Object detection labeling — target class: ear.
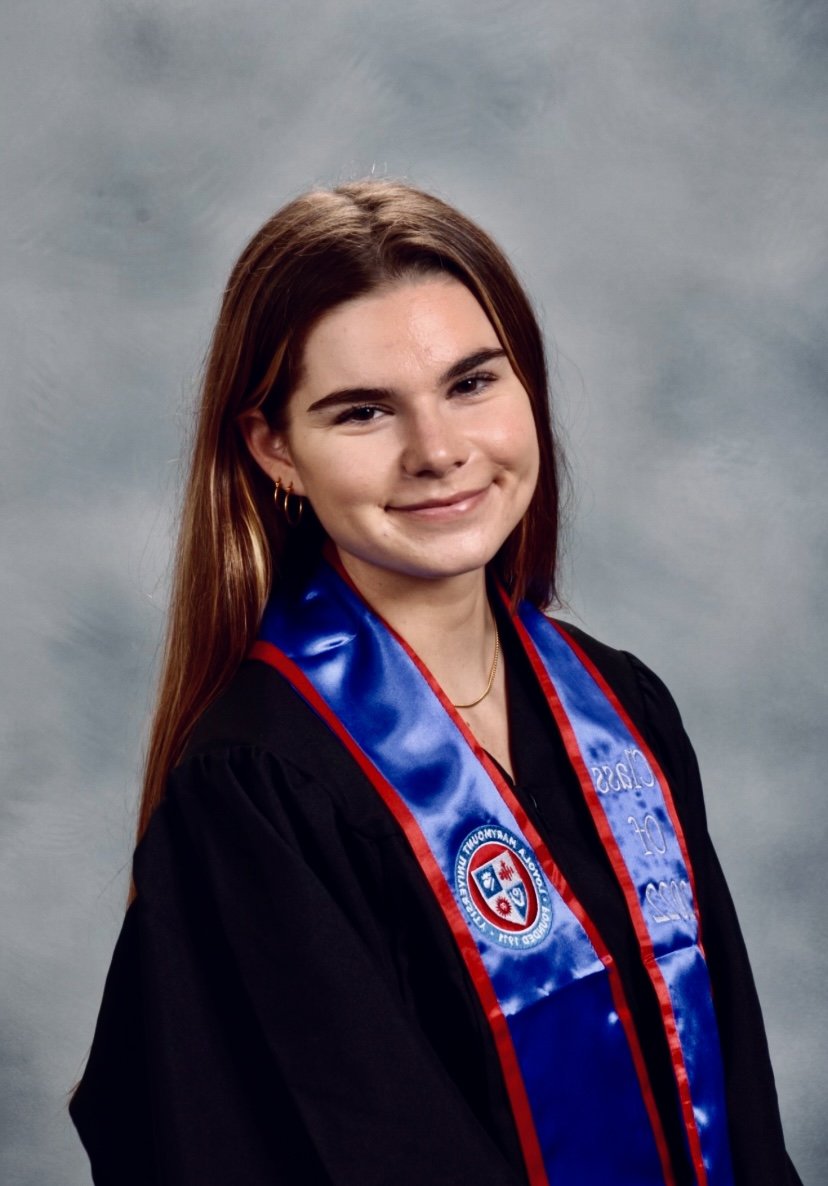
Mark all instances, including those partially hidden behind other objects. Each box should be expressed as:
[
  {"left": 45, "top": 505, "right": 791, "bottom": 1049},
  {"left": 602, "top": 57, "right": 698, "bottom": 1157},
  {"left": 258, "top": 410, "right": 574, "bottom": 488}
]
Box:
[{"left": 238, "top": 409, "right": 307, "bottom": 497}]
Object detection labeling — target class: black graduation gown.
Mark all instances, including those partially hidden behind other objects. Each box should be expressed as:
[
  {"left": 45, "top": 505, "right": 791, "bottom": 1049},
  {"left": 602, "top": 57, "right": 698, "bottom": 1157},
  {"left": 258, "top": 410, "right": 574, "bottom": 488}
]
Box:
[{"left": 69, "top": 615, "right": 802, "bottom": 1186}]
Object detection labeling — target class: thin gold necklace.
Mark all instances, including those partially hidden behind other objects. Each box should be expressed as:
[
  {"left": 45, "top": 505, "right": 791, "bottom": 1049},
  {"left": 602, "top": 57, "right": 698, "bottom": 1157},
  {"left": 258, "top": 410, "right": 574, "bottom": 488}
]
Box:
[{"left": 452, "top": 623, "right": 501, "bottom": 709}]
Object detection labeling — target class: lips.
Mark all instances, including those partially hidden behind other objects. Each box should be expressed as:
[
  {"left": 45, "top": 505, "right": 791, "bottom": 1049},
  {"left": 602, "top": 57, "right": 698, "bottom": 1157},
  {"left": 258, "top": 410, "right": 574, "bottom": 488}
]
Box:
[{"left": 388, "top": 486, "right": 490, "bottom": 513}]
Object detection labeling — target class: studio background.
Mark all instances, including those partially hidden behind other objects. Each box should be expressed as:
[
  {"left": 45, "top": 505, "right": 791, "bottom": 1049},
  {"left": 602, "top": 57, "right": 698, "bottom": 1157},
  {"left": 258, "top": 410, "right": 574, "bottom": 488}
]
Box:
[{"left": 2, "top": 1, "right": 825, "bottom": 1182}]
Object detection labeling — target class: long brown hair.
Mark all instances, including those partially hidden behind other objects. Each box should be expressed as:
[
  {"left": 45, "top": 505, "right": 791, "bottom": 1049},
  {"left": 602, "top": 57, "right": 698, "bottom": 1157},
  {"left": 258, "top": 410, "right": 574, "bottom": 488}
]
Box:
[{"left": 136, "top": 179, "right": 566, "bottom": 852}]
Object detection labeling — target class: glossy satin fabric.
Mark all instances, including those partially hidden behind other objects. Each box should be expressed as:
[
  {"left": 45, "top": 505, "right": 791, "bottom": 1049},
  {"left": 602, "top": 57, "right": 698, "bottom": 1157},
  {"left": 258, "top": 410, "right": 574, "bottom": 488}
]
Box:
[
  {"left": 514, "top": 601, "right": 735, "bottom": 1186},
  {"left": 256, "top": 562, "right": 675, "bottom": 1186}
]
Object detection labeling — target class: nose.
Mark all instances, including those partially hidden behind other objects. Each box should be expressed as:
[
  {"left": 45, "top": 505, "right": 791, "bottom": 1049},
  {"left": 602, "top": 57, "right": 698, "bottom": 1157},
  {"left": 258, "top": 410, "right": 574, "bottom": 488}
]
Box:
[{"left": 399, "top": 402, "right": 470, "bottom": 478}]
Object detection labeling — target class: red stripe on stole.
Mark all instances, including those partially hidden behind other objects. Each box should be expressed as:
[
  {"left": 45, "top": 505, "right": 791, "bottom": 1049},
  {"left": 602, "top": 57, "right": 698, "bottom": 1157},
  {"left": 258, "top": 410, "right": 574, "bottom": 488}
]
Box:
[
  {"left": 248, "top": 640, "right": 550, "bottom": 1186},
  {"left": 507, "top": 608, "right": 709, "bottom": 1186}
]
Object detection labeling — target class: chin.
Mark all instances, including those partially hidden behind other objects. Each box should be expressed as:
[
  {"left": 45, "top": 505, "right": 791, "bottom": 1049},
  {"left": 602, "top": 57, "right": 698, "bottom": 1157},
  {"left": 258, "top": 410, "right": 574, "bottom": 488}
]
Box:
[
  {"left": 391, "top": 545, "right": 501, "bottom": 583},
  {"left": 334, "top": 527, "right": 511, "bottom": 588}
]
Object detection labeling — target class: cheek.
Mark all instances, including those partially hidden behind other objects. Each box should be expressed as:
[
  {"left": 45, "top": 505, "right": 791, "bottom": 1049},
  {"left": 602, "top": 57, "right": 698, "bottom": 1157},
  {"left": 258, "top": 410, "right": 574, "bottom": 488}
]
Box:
[
  {"left": 491, "top": 402, "right": 540, "bottom": 477},
  {"left": 292, "top": 439, "right": 386, "bottom": 510}
]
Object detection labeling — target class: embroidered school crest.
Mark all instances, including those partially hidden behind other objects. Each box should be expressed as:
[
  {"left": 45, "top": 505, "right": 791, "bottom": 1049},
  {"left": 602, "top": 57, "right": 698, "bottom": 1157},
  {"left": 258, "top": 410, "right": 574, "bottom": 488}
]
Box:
[{"left": 455, "top": 825, "right": 552, "bottom": 949}]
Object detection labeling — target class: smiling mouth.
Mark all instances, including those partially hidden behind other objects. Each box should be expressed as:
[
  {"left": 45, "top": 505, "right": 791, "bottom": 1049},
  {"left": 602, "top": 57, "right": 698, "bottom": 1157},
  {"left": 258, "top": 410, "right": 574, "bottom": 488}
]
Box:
[{"left": 387, "top": 486, "right": 491, "bottom": 514}]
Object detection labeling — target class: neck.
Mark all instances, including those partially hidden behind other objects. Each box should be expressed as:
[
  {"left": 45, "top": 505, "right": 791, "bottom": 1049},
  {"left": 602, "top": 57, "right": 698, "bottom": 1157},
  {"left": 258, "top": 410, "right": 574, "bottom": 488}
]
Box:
[{"left": 335, "top": 550, "right": 496, "bottom": 702}]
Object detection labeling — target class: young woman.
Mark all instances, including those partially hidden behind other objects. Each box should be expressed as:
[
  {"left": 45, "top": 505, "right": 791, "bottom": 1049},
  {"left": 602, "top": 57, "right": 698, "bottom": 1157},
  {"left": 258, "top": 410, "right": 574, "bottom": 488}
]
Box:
[{"left": 70, "top": 180, "right": 801, "bottom": 1186}]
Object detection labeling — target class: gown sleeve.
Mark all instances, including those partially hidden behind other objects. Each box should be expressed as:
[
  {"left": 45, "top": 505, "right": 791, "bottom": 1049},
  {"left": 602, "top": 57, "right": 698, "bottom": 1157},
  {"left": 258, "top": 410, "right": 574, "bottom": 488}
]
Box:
[
  {"left": 69, "top": 746, "right": 526, "bottom": 1186},
  {"left": 624, "top": 654, "right": 804, "bottom": 1186}
]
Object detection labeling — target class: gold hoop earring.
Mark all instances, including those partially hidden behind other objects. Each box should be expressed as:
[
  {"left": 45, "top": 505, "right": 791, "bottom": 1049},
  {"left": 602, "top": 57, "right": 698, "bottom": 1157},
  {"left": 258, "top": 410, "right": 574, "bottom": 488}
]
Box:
[
  {"left": 274, "top": 478, "right": 305, "bottom": 528},
  {"left": 284, "top": 482, "right": 305, "bottom": 528}
]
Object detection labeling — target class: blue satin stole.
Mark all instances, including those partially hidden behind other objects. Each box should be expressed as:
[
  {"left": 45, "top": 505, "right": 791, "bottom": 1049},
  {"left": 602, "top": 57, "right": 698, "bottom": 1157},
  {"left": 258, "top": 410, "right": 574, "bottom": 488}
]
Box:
[{"left": 252, "top": 560, "right": 734, "bottom": 1186}]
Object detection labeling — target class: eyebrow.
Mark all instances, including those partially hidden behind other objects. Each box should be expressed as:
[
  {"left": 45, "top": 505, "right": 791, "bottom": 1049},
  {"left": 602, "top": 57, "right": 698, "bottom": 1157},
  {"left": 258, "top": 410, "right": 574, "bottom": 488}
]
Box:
[{"left": 305, "top": 347, "right": 508, "bottom": 414}]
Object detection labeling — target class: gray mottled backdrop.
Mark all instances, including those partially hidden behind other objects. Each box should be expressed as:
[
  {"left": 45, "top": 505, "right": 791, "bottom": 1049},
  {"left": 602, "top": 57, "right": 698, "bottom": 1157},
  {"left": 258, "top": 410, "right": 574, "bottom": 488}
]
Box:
[{"left": 2, "top": 1, "right": 825, "bottom": 1182}]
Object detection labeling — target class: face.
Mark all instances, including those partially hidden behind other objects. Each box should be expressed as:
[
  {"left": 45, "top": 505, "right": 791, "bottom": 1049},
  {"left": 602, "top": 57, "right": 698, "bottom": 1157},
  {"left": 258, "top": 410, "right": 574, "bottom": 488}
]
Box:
[{"left": 245, "top": 276, "right": 540, "bottom": 596}]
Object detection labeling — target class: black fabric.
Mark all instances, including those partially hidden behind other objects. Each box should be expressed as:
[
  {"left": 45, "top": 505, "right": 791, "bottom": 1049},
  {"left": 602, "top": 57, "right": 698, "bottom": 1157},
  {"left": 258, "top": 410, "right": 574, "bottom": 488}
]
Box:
[{"left": 70, "top": 613, "right": 802, "bottom": 1186}]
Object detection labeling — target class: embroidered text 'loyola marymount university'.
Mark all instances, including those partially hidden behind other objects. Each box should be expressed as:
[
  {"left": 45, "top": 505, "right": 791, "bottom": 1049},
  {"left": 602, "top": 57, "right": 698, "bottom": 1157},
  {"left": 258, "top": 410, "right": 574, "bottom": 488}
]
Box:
[{"left": 251, "top": 558, "right": 734, "bottom": 1186}]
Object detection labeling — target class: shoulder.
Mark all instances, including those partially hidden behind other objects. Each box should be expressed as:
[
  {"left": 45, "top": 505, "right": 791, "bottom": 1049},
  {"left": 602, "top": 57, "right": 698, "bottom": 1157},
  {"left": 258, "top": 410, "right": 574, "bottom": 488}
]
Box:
[
  {"left": 182, "top": 658, "right": 328, "bottom": 761},
  {"left": 180, "top": 658, "right": 369, "bottom": 800},
  {"left": 549, "top": 618, "right": 708, "bottom": 827},
  {"left": 554, "top": 620, "right": 649, "bottom": 720},
  {"left": 136, "top": 659, "right": 402, "bottom": 916},
  {"left": 552, "top": 619, "right": 681, "bottom": 733},
  {"left": 164, "top": 658, "right": 399, "bottom": 843}
]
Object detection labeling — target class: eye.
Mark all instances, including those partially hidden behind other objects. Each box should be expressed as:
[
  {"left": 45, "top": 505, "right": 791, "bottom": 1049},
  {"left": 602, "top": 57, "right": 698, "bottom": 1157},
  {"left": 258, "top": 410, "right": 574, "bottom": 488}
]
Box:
[
  {"left": 451, "top": 371, "right": 495, "bottom": 397},
  {"left": 333, "top": 404, "right": 386, "bottom": 425}
]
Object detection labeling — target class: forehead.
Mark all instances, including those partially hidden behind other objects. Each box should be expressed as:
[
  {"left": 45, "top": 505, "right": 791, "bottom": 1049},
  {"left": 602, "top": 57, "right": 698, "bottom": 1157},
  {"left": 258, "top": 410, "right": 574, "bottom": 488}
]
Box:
[{"left": 297, "top": 276, "right": 500, "bottom": 388}]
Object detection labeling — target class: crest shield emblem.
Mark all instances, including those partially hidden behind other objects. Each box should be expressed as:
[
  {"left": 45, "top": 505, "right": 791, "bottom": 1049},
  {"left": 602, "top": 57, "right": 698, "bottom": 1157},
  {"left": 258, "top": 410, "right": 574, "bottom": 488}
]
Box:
[
  {"left": 456, "top": 827, "right": 551, "bottom": 947},
  {"left": 471, "top": 852, "right": 531, "bottom": 925}
]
